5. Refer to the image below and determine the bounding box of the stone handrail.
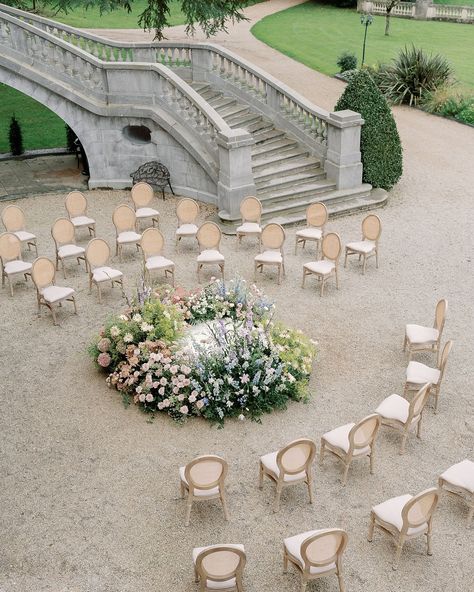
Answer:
[358,0,474,22]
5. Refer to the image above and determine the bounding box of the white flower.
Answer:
[141,322,154,332]
[238,414,245,421]
[123,333,134,343]
[110,325,120,338]
[132,314,142,322]
[119,315,128,321]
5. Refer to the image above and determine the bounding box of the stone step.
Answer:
[227,112,263,128]
[258,178,335,205]
[246,120,275,135]
[218,104,249,119]
[252,137,298,157]
[253,157,320,183]
[253,128,286,144]
[257,171,327,196]
[209,96,236,110]
[190,83,209,93]
[252,147,310,171]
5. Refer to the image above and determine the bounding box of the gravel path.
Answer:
[1,2,473,591]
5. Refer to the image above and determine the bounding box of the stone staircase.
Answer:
[193,83,386,225]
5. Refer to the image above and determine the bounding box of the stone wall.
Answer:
[358,0,474,23]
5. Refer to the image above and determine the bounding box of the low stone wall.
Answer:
[358,0,474,23]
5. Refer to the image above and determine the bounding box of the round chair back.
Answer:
[240,196,262,223]
[113,204,136,233]
[131,182,154,208]
[32,257,55,289]
[261,223,285,250]
[197,222,222,250]
[362,214,382,241]
[1,205,25,232]
[65,191,87,217]
[410,383,432,420]
[0,232,21,262]
[277,438,316,477]
[141,227,165,258]
[435,298,448,333]
[350,414,380,451]
[301,528,348,570]
[321,232,342,261]
[438,339,453,374]
[86,238,111,268]
[306,202,328,228]
[185,455,228,492]
[52,218,75,246]
[403,488,439,530]
[176,198,199,224]
[195,546,246,585]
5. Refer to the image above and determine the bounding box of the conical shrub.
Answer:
[9,115,24,156]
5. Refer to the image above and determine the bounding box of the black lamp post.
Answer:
[360,14,373,67]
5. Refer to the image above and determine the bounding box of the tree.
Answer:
[9,115,24,156]
[335,69,402,191]
[4,0,250,40]
[384,0,400,36]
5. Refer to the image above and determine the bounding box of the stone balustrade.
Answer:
[358,0,474,22]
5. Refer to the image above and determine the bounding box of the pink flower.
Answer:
[240,374,250,384]
[170,365,179,374]
[189,393,197,403]
[138,393,146,402]
[181,365,191,375]
[177,394,185,402]
[179,405,188,415]
[97,338,111,353]
[158,387,165,395]
[163,398,170,408]
[145,393,154,402]
[160,377,168,386]
[97,352,111,368]
[196,400,204,409]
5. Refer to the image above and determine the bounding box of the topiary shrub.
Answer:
[9,115,24,156]
[337,51,357,74]
[335,69,403,191]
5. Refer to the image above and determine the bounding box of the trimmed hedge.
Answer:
[335,69,403,191]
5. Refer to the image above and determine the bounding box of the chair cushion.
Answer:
[406,361,441,385]
[58,244,85,259]
[176,223,198,236]
[303,260,335,275]
[254,251,282,264]
[93,266,123,283]
[197,250,225,263]
[346,240,376,254]
[14,230,36,242]
[236,222,262,234]
[322,423,370,456]
[376,394,410,423]
[41,285,75,303]
[372,494,428,535]
[145,256,174,271]
[71,215,95,227]
[296,227,322,240]
[136,207,159,219]
[284,530,337,575]
[260,451,306,482]
[440,459,474,493]
[4,260,32,275]
[405,324,439,345]
[117,231,141,244]
[180,466,219,497]
[192,544,245,589]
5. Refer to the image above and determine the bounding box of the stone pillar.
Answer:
[191,47,212,83]
[324,110,364,190]
[415,0,430,19]
[132,47,157,63]
[217,129,256,220]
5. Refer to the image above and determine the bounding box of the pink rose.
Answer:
[158,387,165,395]
[98,338,111,353]
[138,393,146,402]
[97,352,111,368]
[196,400,204,409]
[170,365,179,374]
[179,405,188,415]
[177,394,185,402]
[160,377,168,386]
[145,393,154,402]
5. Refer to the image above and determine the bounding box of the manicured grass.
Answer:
[434,0,474,5]
[251,2,474,89]
[0,85,66,153]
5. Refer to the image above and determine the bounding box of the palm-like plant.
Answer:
[376,45,453,106]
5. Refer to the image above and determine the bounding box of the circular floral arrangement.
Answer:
[88,278,317,425]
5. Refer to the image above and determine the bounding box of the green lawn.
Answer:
[434,0,474,4]
[252,2,474,89]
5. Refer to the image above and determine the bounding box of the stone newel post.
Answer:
[217,129,256,219]
[324,110,364,190]
[191,47,212,83]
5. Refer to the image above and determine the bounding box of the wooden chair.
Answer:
[259,438,316,513]
[131,181,159,228]
[320,414,381,485]
[140,227,174,286]
[193,544,246,592]
[375,383,431,454]
[344,214,381,274]
[85,238,123,304]
[403,340,453,413]
[112,204,141,262]
[236,196,262,246]
[404,299,447,360]
[0,232,32,296]
[180,455,229,526]
[302,232,341,296]
[438,459,474,527]
[254,223,285,284]
[176,198,199,249]
[368,487,439,570]
[283,528,348,592]
[51,218,86,278]
[294,202,328,257]
[31,256,77,325]
[1,204,38,255]
[196,222,225,281]
[65,191,96,236]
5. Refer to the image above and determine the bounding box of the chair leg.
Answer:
[335,268,339,289]
[300,580,307,592]
[180,481,185,499]
[320,277,325,297]
[344,248,348,268]
[367,512,375,542]
[369,448,375,475]
[403,334,408,352]
[273,483,282,513]
[434,389,440,414]
[426,520,433,555]
[61,258,66,279]
[283,549,288,573]
[8,276,13,297]
[97,284,102,304]
[51,305,58,326]
[342,462,350,486]
[258,461,264,489]
[220,489,230,521]
[362,254,367,274]
[301,270,306,288]
[306,473,314,504]
[72,296,77,315]
[400,431,408,455]
[403,382,409,398]
[393,535,405,570]
[416,417,422,439]
[185,495,193,527]
[467,502,474,527]
[337,572,346,592]
[376,247,379,268]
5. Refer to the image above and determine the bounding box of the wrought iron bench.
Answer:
[130,162,175,199]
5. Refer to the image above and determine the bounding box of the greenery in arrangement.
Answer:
[422,87,474,126]
[335,69,403,190]
[337,51,357,73]
[8,116,24,156]
[89,278,317,426]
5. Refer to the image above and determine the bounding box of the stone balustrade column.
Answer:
[415,0,430,19]
[217,129,256,219]
[132,47,157,62]
[324,110,364,190]
[191,47,212,83]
